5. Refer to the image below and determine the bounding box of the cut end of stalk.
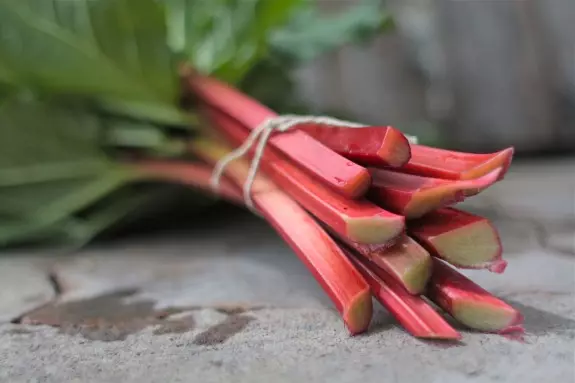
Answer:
[428,259,524,334]
[347,251,461,340]
[345,235,432,295]
[428,220,502,269]
[343,168,372,199]
[461,147,515,181]
[345,214,405,244]
[402,251,433,294]
[343,289,374,335]
[377,127,411,167]
[453,300,524,333]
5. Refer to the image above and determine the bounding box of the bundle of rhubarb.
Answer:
[138,74,523,339]
[1,0,523,339]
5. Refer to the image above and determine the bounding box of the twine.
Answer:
[210,115,418,211]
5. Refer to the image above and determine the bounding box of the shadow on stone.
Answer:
[193,314,255,346]
[417,338,466,348]
[505,298,575,335]
[368,304,466,347]
[364,306,396,335]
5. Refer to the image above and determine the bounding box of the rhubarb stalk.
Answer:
[368,168,501,218]
[202,106,405,245]
[299,124,411,167]
[345,249,461,340]
[189,139,373,334]
[338,235,432,295]
[135,160,243,204]
[408,208,506,273]
[427,259,524,333]
[403,145,514,181]
[188,75,371,198]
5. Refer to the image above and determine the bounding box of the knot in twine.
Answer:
[210,115,418,212]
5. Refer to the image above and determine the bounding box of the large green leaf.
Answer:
[164,0,303,84]
[0,99,137,246]
[0,100,109,185]
[0,0,178,106]
[0,170,132,247]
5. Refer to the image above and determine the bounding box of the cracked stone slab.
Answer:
[4,203,575,382]
[0,257,56,322]
[1,284,574,383]
[47,235,329,310]
[19,218,332,339]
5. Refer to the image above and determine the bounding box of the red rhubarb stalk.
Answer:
[428,259,524,333]
[189,139,373,334]
[368,168,501,218]
[188,74,371,199]
[345,249,461,340]
[338,235,432,294]
[403,145,514,181]
[203,106,405,245]
[408,208,506,273]
[299,124,411,167]
[135,160,243,204]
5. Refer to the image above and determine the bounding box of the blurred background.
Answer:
[294,0,575,153]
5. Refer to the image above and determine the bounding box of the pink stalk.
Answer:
[368,168,500,218]
[403,145,514,181]
[203,106,405,245]
[134,160,243,204]
[427,259,524,334]
[337,235,432,295]
[408,208,507,273]
[189,139,373,334]
[345,249,461,340]
[188,75,371,199]
[299,124,411,167]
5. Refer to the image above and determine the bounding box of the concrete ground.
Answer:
[1,158,574,383]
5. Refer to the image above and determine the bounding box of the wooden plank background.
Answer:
[292,0,575,153]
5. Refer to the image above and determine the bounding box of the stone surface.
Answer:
[0,257,56,322]
[1,286,574,383]
[47,227,330,310]
[547,225,575,256]
[3,232,574,382]
[1,157,575,382]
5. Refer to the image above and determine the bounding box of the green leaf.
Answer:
[49,184,161,249]
[0,170,133,246]
[269,0,394,64]
[103,118,186,157]
[0,100,109,183]
[99,98,198,128]
[0,0,178,105]
[164,0,304,84]
[0,99,137,246]
[0,63,17,86]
